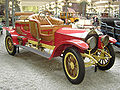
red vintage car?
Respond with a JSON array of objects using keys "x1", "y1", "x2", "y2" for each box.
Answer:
[{"x1": 4, "y1": 12, "x2": 117, "y2": 84}]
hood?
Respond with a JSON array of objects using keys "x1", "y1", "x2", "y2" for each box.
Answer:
[{"x1": 56, "y1": 27, "x2": 97, "y2": 39}]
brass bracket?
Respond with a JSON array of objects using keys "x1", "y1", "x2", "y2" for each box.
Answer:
[{"x1": 81, "y1": 48, "x2": 112, "y2": 68}]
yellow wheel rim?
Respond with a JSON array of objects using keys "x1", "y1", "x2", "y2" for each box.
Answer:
[
  {"x1": 6, "y1": 36, "x2": 14, "y2": 53},
  {"x1": 64, "y1": 52, "x2": 79, "y2": 80},
  {"x1": 97, "y1": 47, "x2": 110, "y2": 67}
]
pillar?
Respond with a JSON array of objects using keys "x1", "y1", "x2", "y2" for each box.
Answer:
[
  {"x1": 5, "y1": 0, "x2": 9, "y2": 27},
  {"x1": 119, "y1": 0, "x2": 120, "y2": 18},
  {"x1": 12, "y1": 0, "x2": 15, "y2": 28}
]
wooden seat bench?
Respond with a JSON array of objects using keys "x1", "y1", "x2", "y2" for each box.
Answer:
[{"x1": 29, "y1": 14, "x2": 71, "y2": 42}]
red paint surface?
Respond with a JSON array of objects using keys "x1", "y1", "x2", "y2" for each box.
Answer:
[
  {"x1": 98, "y1": 36, "x2": 103, "y2": 49},
  {"x1": 109, "y1": 37, "x2": 117, "y2": 44},
  {"x1": 56, "y1": 27, "x2": 86, "y2": 34},
  {"x1": 5, "y1": 23, "x2": 117, "y2": 60},
  {"x1": 98, "y1": 35, "x2": 117, "y2": 49},
  {"x1": 49, "y1": 39, "x2": 89, "y2": 60},
  {"x1": 4, "y1": 27, "x2": 20, "y2": 45}
]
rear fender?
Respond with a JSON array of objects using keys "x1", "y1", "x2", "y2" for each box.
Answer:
[
  {"x1": 49, "y1": 39, "x2": 89, "y2": 60},
  {"x1": 5, "y1": 28, "x2": 19, "y2": 45}
]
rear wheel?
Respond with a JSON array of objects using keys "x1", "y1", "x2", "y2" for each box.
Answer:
[
  {"x1": 5, "y1": 35, "x2": 16, "y2": 55},
  {"x1": 63, "y1": 47, "x2": 85, "y2": 84},
  {"x1": 97, "y1": 44, "x2": 115, "y2": 70}
]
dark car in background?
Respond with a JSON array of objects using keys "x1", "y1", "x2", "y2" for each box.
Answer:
[{"x1": 101, "y1": 18, "x2": 120, "y2": 47}]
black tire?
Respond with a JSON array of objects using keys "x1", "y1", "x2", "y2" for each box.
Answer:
[
  {"x1": 63, "y1": 47, "x2": 85, "y2": 84},
  {"x1": 5, "y1": 35, "x2": 16, "y2": 56},
  {"x1": 97, "y1": 44, "x2": 115, "y2": 70},
  {"x1": 1, "y1": 31, "x2": 3, "y2": 35}
]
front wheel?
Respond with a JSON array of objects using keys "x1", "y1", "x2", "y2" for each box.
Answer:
[
  {"x1": 97, "y1": 44, "x2": 115, "y2": 70},
  {"x1": 63, "y1": 47, "x2": 85, "y2": 84},
  {"x1": 1, "y1": 30, "x2": 3, "y2": 35},
  {"x1": 5, "y1": 35, "x2": 16, "y2": 56}
]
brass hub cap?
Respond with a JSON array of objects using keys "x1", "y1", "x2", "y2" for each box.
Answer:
[
  {"x1": 64, "y1": 52, "x2": 79, "y2": 79},
  {"x1": 70, "y1": 62, "x2": 74, "y2": 70}
]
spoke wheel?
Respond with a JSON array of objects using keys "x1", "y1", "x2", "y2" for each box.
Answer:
[
  {"x1": 5, "y1": 35, "x2": 16, "y2": 55},
  {"x1": 65, "y1": 52, "x2": 79, "y2": 79},
  {"x1": 97, "y1": 44, "x2": 115, "y2": 70},
  {"x1": 63, "y1": 47, "x2": 85, "y2": 84}
]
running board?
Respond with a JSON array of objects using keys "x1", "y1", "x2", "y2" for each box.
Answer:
[{"x1": 16, "y1": 45, "x2": 51, "y2": 58}]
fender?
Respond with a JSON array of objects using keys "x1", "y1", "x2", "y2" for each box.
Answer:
[
  {"x1": 98, "y1": 35, "x2": 117, "y2": 49},
  {"x1": 5, "y1": 27, "x2": 19, "y2": 45},
  {"x1": 49, "y1": 39, "x2": 89, "y2": 60},
  {"x1": 109, "y1": 36, "x2": 117, "y2": 44}
]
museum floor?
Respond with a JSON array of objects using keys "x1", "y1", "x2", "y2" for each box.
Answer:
[{"x1": 0, "y1": 30, "x2": 120, "y2": 90}]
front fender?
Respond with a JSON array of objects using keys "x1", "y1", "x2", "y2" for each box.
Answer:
[
  {"x1": 109, "y1": 37, "x2": 117, "y2": 44},
  {"x1": 49, "y1": 39, "x2": 89, "y2": 60},
  {"x1": 98, "y1": 35, "x2": 117, "y2": 49},
  {"x1": 5, "y1": 27, "x2": 19, "y2": 45}
]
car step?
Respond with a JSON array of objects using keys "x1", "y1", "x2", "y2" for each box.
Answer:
[{"x1": 17, "y1": 45, "x2": 51, "y2": 58}]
